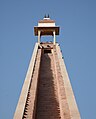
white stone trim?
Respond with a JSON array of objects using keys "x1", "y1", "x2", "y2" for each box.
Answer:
[
  {"x1": 38, "y1": 23, "x2": 55, "y2": 27},
  {"x1": 14, "y1": 43, "x2": 39, "y2": 119},
  {"x1": 38, "y1": 31, "x2": 41, "y2": 43},
  {"x1": 53, "y1": 31, "x2": 56, "y2": 45},
  {"x1": 56, "y1": 44, "x2": 81, "y2": 119}
]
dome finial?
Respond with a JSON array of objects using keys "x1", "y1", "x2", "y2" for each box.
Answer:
[
  {"x1": 44, "y1": 14, "x2": 46, "y2": 18},
  {"x1": 48, "y1": 14, "x2": 50, "y2": 18}
]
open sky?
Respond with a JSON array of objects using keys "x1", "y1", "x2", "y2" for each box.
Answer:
[{"x1": 0, "y1": 0, "x2": 96, "y2": 119}]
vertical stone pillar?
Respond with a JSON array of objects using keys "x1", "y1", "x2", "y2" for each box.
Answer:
[
  {"x1": 38, "y1": 30, "x2": 41, "y2": 43},
  {"x1": 53, "y1": 31, "x2": 56, "y2": 45}
]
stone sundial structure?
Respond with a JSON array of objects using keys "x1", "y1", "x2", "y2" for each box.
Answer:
[{"x1": 14, "y1": 15, "x2": 81, "y2": 119}]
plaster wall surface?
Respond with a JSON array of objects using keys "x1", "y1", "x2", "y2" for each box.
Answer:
[
  {"x1": 38, "y1": 23, "x2": 55, "y2": 27},
  {"x1": 14, "y1": 43, "x2": 81, "y2": 119}
]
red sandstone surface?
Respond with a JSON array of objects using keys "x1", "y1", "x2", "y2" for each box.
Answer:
[{"x1": 36, "y1": 53, "x2": 61, "y2": 119}]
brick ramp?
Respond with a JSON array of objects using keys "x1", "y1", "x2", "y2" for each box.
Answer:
[
  {"x1": 35, "y1": 53, "x2": 61, "y2": 119},
  {"x1": 14, "y1": 43, "x2": 80, "y2": 119}
]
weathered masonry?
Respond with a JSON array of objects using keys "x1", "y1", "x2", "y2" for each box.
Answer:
[{"x1": 14, "y1": 16, "x2": 81, "y2": 119}]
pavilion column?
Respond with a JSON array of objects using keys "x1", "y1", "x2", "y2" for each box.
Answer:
[
  {"x1": 38, "y1": 30, "x2": 41, "y2": 43},
  {"x1": 53, "y1": 31, "x2": 56, "y2": 45}
]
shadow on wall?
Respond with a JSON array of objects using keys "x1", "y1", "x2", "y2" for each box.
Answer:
[{"x1": 35, "y1": 53, "x2": 61, "y2": 119}]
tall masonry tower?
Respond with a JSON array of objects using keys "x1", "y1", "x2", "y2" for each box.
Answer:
[{"x1": 14, "y1": 16, "x2": 81, "y2": 119}]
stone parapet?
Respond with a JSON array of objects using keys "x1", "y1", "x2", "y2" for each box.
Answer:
[
  {"x1": 55, "y1": 44, "x2": 81, "y2": 119},
  {"x1": 14, "y1": 43, "x2": 39, "y2": 119}
]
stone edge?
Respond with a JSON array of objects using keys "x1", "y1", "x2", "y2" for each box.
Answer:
[{"x1": 14, "y1": 43, "x2": 39, "y2": 119}]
